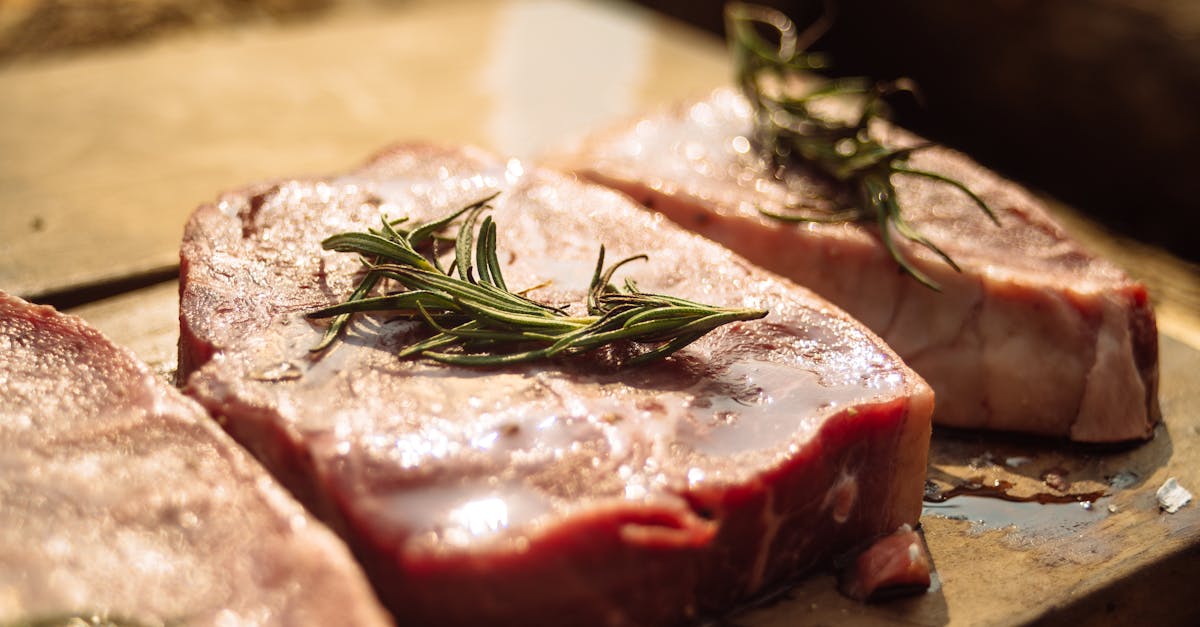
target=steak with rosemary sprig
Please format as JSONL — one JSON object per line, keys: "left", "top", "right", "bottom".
{"left": 557, "top": 88, "right": 1159, "bottom": 442}
{"left": 0, "top": 292, "right": 391, "bottom": 627}
{"left": 178, "top": 143, "right": 934, "bottom": 626}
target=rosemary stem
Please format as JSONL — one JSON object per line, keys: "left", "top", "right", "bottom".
{"left": 726, "top": 3, "right": 998, "bottom": 291}
{"left": 308, "top": 195, "right": 767, "bottom": 366}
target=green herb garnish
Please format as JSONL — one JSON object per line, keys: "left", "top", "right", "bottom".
{"left": 307, "top": 193, "right": 766, "bottom": 366}
{"left": 725, "top": 2, "right": 999, "bottom": 290}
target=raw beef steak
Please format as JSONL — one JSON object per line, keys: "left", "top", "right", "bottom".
{"left": 559, "top": 88, "right": 1159, "bottom": 442}
{"left": 0, "top": 292, "right": 391, "bottom": 626}
{"left": 179, "top": 143, "right": 934, "bottom": 626}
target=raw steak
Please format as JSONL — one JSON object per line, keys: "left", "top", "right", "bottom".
{"left": 0, "top": 292, "right": 391, "bottom": 626}
{"left": 837, "top": 524, "right": 932, "bottom": 601}
{"left": 559, "top": 88, "right": 1159, "bottom": 442}
{"left": 178, "top": 143, "right": 934, "bottom": 626}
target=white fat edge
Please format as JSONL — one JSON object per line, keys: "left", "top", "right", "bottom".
{"left": 747, "top": 484, "right": 781, "bottom": 594}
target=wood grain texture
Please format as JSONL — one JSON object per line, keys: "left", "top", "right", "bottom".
{"left": 0, "top": 0, "right": 331, "bottom": 61}
{"left": 0, "top": 0, "right": 726, "bottom": 299}
{"left": 68, "top": 280, "right": 180, "bottom": 378}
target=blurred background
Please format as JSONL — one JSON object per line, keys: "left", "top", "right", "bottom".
{"left": 1, "top": 0, "right": 1197, "bottom": 262}
{"left": 644, "top": 0, "right": 1200, "bottom": 264}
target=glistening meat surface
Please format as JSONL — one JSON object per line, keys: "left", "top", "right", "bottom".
{"left": 560, "top": 88, "right": 1159, "bottom": 442}
{"left": 0, "top": 292, "right": 391, "bottom": 627}
{"left": 179, "top": 143, "right": 934, "bottom": 626}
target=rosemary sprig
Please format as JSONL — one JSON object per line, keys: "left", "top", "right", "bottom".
{"left": 725, "top": 2, "right": 999, "bottom": 290}
{"left": 307, "top": 194, "right": 767, "bottom": 367}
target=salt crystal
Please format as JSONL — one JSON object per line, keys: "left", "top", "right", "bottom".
{"left": 1156, "top": 477, "right": 1192, "bottom": 514}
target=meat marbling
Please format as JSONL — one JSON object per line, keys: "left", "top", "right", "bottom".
{"left": 0, "top": 292, "right": 391, "bottom": 626}
{"left": 178, "top": 143, "right": 934, "bottom": 625}
{"left": 837, "top": 524, "right": 933, "bottom": 602}
{"left": 559, "top": 88, "right": 1159, "bottom": 442}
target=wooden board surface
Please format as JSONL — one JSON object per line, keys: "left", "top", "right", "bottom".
{"left": 0, "top": 0, "right": 726, "bottom": 300}
{"left": 4, "top": 0, "right": 1200, "bottom": 625}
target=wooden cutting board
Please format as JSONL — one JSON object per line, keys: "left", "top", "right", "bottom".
{"left": 4, "top": 0, "right": 1199, "bottom": 624}
{"left": 0, "top": 0, "right": 727, "bottom": 302}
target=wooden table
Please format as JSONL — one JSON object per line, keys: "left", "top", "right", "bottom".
{"left": 3, "top": 1, "right": 1198, "bottom": 624}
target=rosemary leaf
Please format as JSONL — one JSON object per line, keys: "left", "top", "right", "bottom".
{"left": 726, "top": 2, "right": 999, "bottom": 290}
{"left": 308, "top": 194, "right": 766, "bottom": 366}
